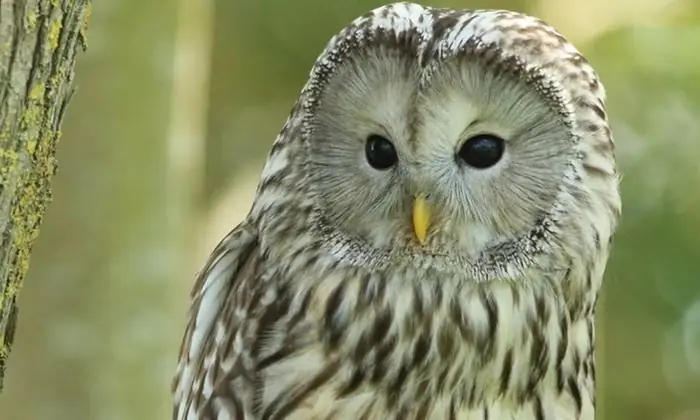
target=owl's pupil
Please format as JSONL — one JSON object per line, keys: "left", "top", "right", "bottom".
{"left": 365, "top": 134, "right": 397, "bottom": 170}
{"left": 458, "top": 135, "right": 505, "bottom": 169}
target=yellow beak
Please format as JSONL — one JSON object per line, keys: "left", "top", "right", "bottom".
{"left": 412, "top": 196, "right": 431, "bottom": 245}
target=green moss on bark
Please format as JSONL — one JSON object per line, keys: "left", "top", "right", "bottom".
{"left": 0, "top": 0, "right": 90, "bottom": 392}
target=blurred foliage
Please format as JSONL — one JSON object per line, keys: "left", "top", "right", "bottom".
{"left": 0, "top": 0, "right": 698, "bottom": 419}
{"left": 586, "top": 25, "right": 700, "bottom": 419}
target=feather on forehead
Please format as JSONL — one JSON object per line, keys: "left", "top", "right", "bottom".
{"left": 298, "top": 3, "right": 606, "bottom": 138}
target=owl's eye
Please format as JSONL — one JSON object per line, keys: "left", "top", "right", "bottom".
{"left": 365, "top": 134, "right": 398, "bottom": 170}
{"left": 457, "top": 134, "right": 505, "bottom": 169}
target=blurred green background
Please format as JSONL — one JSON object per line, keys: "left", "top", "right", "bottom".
{"left": 0, "top": 0, "right": 699, "bottom": 419}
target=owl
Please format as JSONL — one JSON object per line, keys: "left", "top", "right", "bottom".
{"left": 173, "top": 2, "right": 621, "bottom": 419}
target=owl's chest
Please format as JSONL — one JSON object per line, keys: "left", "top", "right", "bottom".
{"left": 283, "top": 392, "right": 591, "bottom": 420}
{"left": 258, "top": 342, "right": 591, "bottom": 420}
{"left": 255, "top": 266, "right": 586, "bottom": 419}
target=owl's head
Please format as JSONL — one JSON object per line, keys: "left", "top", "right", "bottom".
{"left": 255, "top": 3, "right": 620, "bottom": 279}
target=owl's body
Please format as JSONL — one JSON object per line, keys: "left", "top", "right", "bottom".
{"left": 173, "top": 3, "right": 620, "bottom": 419}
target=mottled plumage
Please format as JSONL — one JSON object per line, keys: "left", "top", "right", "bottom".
{"left": 173, "top": 2, "right": 621, "bottom": 419}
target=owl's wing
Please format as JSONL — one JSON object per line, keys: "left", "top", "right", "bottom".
{"left": 172, "top": 222, "right": 262, "bottom": 420}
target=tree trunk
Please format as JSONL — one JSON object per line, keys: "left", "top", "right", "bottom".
{"left": 0, "top": 0, "right": 90, "bottom": 392}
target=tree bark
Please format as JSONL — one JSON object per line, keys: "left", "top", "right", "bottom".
{"left": 0, "top": 0, "right": 90, "bottom": 392}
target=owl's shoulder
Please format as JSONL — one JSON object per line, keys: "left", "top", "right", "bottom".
{"left": 173, "top": 222, "right": 265, "bottom": 419}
